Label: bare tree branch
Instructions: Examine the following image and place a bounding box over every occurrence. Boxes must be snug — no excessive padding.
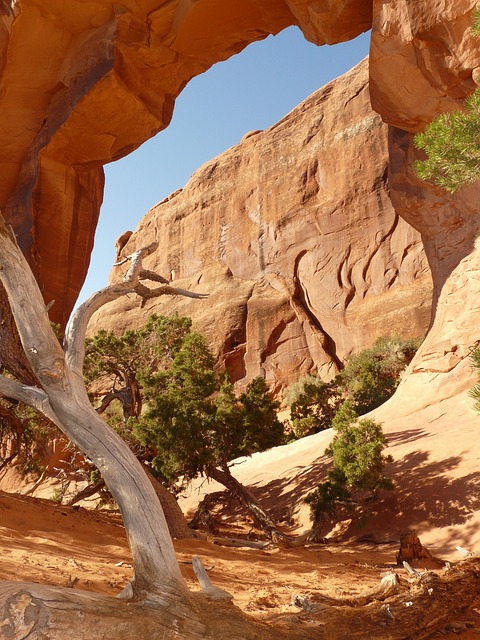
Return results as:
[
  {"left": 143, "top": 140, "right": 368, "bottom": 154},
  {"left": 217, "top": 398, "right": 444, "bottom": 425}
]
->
[
  {"left": 0, "top": 374, "right": 56, "bottom": 420},
  {"left": 64, "top": 242, "right": 207, "bottom": 374},
  {"left": 134, "top": 282, "right": 209, "bottom": 305},
  {"left": 139, "top": 269, "right": 170, "bottom": 284}
]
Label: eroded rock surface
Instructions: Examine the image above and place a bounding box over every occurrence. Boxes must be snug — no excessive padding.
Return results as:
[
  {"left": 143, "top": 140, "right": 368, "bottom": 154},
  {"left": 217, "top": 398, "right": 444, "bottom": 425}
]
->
[
  {"left": 90, "top": 59, "right": 432, "bottom": 393},
  {"left": 0, "top": 0, "right": 478, "bottom": 401},
  {"left": 0, "top": 0, "right": 371, "bottom": 326}
]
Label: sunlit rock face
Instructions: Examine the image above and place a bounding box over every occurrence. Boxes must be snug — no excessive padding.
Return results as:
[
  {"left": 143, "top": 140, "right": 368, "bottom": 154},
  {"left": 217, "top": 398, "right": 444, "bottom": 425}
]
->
[
  {"left": 90, "top": 59, "right": 432, "bottom": 393},
  {"left": 0, "top": 0, "right": 371, "bottom": 326},
  {"left": 0, "top": 0, "right": 478, "bottom": 402}
]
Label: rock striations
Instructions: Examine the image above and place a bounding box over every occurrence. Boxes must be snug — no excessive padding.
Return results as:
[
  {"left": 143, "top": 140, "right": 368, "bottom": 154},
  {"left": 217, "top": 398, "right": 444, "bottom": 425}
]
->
[
  {"left": 90, "top": 59, "right": 432, "bottom": 394},
  {"left": 0, "top": 0, "right": 478, "bottom": 404}
]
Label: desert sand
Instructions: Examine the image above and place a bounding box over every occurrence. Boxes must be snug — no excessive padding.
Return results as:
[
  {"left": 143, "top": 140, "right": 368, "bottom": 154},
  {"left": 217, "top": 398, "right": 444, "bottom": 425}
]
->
[{"left": 1, "top": 390, "right": 480, "bottom": 638}]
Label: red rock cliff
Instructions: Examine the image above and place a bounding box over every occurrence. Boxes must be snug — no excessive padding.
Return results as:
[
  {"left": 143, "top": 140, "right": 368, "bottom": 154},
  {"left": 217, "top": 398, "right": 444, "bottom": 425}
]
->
[
  {"left": 0, "top": 0, "right": 478, "bottom": 405},
  {"left": 90, "top": 59, "right": 432, "bottom": 393}
]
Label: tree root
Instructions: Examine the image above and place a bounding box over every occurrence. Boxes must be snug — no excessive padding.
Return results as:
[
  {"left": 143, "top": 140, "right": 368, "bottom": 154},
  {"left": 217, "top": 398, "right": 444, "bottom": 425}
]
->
[{"left": 0, "top": 557, "right": 479, "bottom": 639}]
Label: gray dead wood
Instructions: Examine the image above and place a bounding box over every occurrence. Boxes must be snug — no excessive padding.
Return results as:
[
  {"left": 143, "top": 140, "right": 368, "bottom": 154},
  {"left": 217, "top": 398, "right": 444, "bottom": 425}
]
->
[
  {"left": 0, "top": 221, "right": 204, "bottom": 601},
  {"left": 191, "top": 555, "right": 233, "bottom": 600}
]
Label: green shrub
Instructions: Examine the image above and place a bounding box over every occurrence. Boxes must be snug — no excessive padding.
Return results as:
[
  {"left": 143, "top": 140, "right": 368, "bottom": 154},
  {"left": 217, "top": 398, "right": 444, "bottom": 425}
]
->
[
  {"left": 289, "top": 379, "right": 341, "bottom": 438},
  {"left": 286, "top": 335, "right": 422, "bottom": 438},
  {"left": 337, "top": 336, "right": 422, "bottom": 415},
  {"left": 305, "top": 402, "right": 393, "bottom": 525},
  {"left": 469, "top": 345, "right": 480, "bottom": 412}
]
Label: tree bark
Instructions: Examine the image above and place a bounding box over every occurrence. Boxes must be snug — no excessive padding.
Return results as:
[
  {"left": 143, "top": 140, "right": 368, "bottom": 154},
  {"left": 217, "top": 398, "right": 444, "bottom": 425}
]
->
[
  {"left": 0, "top": 281, "right": 38, "bottom": 386},
  {"left": 142, "top": 463, "right": 195, "bottom": 540},
  {"left": 204, "top": 468, "right": 345, "bottom": 549}
]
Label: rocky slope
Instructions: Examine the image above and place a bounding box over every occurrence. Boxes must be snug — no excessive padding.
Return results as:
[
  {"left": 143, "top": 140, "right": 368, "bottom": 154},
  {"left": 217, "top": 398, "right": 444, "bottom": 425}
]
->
[{"left": 90, "top": 59, "right": 432, "bottom": 393}]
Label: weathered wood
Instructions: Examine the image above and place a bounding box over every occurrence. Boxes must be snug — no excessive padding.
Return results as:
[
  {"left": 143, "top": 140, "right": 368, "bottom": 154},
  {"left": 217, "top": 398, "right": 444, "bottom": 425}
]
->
[
  {"left": 207, "top": 464, "right": 295, "bottom": 545},
  {"left": 1, "top": 558, "right": 479, "bottom": 640},
  {"left": 0, "top": 581, "right": 305, "bottom": 640},
  {"left": 0, "top": 218, "right": 190, "bottom": 599},
  {"left": 189, "top": 490, "right": 227, "bottom": 533},
  {"left": 66, "top": 478, "right": 107, "bottom": 506},
  {"left": 143, "top": 463, "right": 196, "bottom": 540},
  {"left": 192, "top": 556, "right": 233, "bottom": 600},
  {"left": 0, "top": 281, "right": 38, "bottom": 386},
  {"left": 309, "top": 557, "right": 480, "bottom": 640}
]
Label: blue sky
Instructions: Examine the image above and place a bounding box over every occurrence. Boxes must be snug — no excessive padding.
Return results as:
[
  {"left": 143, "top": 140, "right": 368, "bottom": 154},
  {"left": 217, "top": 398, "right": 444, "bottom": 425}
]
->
[{"left": 77, "top": 26, "right": 370, "bottom": 304}]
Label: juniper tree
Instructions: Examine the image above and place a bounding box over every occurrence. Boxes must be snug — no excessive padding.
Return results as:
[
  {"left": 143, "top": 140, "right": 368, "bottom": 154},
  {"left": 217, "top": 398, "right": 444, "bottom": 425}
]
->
[
  {"left": 83, "top": 313, "right": 286, "bottom": 541},
  {"left": 414, "top": 8, "right": 480, "bottom": 192},
  {"left": 132, "top": 331, "right": 287, "bottom": 541},
  {"left": 305, "top": 402, "right": 393, "bottom": 527}
]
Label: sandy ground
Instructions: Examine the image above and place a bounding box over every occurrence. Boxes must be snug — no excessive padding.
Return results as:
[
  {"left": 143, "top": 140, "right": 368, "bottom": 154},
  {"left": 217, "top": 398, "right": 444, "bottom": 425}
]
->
[
  {"left": 0, "top": 490, "right": 479, "bottom": 638},
  {"left": 1, "top": 390, "right": 480, "bottom": 637}
]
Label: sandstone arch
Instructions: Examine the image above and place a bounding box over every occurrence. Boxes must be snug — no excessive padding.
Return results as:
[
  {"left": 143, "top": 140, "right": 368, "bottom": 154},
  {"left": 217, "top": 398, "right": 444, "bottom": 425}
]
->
[{"left": 0, "top": 1, "right": 480, "bottom": 637}]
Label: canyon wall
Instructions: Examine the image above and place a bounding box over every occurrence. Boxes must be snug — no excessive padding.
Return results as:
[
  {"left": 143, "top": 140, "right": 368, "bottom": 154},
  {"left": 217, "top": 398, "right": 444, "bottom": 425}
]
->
[
  {"left": 0, "top": 0, "right": 478, "bottom": 405},
  {"left": 90, "top": 59, "right": 432, "bottom": 393}
]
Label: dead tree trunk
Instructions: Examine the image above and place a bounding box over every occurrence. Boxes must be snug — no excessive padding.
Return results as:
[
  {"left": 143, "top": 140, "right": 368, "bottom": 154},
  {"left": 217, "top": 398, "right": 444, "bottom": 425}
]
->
[
  {"left": 205, "top": 465, "right": 334, "bottom": 548},
  {"left": 0, "top": 220, "right": 200, "bottom": 601},
  {"left": 142, "top": 463, "right": 195, "bottom": 539}
]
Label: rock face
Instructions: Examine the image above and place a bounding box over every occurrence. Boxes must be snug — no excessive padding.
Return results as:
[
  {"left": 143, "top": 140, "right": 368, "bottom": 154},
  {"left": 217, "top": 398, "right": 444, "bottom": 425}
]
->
[
  {"left": 91, "top": 59, "right": 432, "bottom": 393},
  {"left": 0, "top": 1, "right": 478, "bottom": 401},
  {"left": 0, "top": 0, "right": 371, "bottom": 326}
]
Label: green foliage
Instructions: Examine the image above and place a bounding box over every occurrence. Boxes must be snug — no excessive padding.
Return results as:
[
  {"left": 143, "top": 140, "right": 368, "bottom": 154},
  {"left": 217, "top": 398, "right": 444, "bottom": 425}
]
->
[
  {"left": 304, "top": 476, "right": 350, "bottom": 521},
  {"left": 84, "top": 313, "right": 192, "bottom": 390},
  {"left": 50, "top": 487, "right": 66, "bottom": 504},
  {"left": 133, "top": 331, "right": 219, "bottom": 483},
  {"left": 413, "top": 9, "right": 480, "bottom": 193},
  {"left": 283, "top": 374, "right": 320, "bottom": 406},
  {"left": 286, "top": 335, "right": 421, "bottom": 437},
  {"left": 468, "top": 345, "right": 480, "bottom": 412},
  {"left": 84, "top": 313, "right": 284, "bottom": 488},
  {"left": 472, "top": 7, "right": 480, "bottom": 36},
  {"left": 330, "top": 399, "right": 358, "bottom": 431},
  {"left": 289, "top": 379, "right": 341, "bottom": 438},
  {"left": 337, "top": 335, "right": 422, "bottom": 415},
  {"left": 0, "top": 398, "right": 53, "bottom": 476},
  {"left": 414, "top": 89, "right": 480, "bottom": 192},
  {"left": 326, "top": 410, "right": 393, "bottom": 492},
  {"left": 305, "top": 403, "right": 393, "bottom": 524},
  {"left": 133, "top": 325, "right": 285, "bottom": 484},
  {"left": 239, "top": 377, "right": 284, "bottom": 453}
]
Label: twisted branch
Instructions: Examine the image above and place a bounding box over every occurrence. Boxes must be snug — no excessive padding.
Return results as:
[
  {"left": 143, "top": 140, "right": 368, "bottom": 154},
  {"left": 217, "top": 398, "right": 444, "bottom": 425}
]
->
[{"left": 64, "top": 243, "right": 207, "bottom": 374}]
